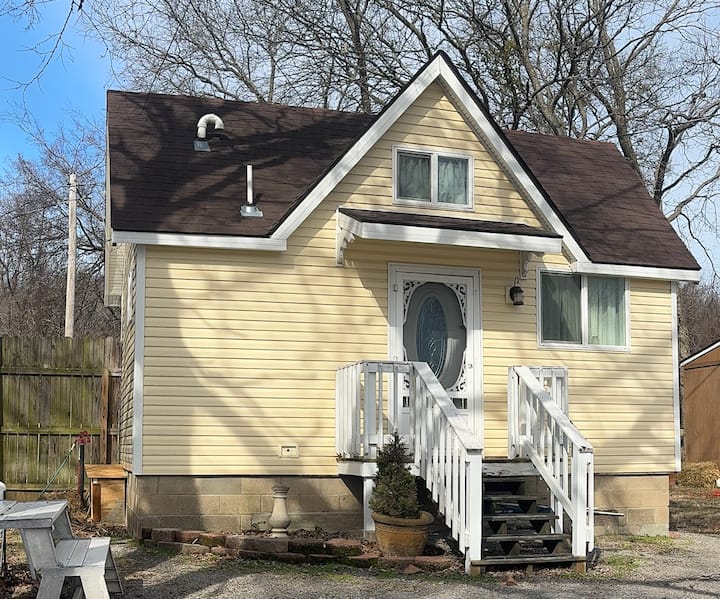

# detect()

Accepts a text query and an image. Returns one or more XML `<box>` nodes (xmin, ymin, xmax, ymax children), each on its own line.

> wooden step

<box><xmin>484</xmin><ymin>512</ymin><xmax>558</xmax><ymax>535</ymax></box>
<box><xmin>470</xmin><ymin>554</ymin><xmax>585</xmax><ymax>575</ymax></box>
<box><xmin>484</xmin><ymin>533</ymin><xmax>571</xmax><ymax>557</ymax></box>
<box><xmin>483</xmin><ymin>460</ymin><xmax>537</xmax><ymax>477</ymax></box>
<box><xmin>483</xmin><ymin>494</ymin><xmax>543</xmax><ymax>515</ymax></box>
<box><xmin>485</xmin><ymin>533</ymin><xmax>571</xmax><ymax>543</ymax></box>
<box><xmin>484</xmin><ymin>494</ymin><xmax>543</xmax><ymax>502</ymax></box>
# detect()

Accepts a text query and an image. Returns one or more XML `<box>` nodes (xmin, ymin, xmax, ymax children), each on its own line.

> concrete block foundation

<box><xmin>125</xmin><ymin>474</ymin><xmax>364</xmax><ymax>537</ymax></box>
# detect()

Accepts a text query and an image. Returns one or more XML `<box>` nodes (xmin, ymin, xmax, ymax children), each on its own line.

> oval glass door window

<box><xmin>404</xmin><ymin>282</ymin><xmax>465</xmax><ymax>389</ymax></box>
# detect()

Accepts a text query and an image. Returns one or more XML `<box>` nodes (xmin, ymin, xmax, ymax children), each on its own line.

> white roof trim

<box><xmin>271</xmin><ymin>54</ymin><xmax>584</xmax><ymax>261</ymax></box>
<box><xmin>432</xmin><ymin>61</ymin><xmax>589</xmax><ymax>263</ymax></box>
<box><xmin>571</xmin><ymin>261</ymin><xmax>701</xmax><ymax>283</ymax></box>
<box><xmin>112</xmin><ymin>230</ymin><xmax>287</xmax><ymax>251</ymax></box>
<box><xmin>338</xmin><ymin>211</ymin><xmax>562</xmax><ymax>254</ymax></box>
<box><xmin>680</xmin><ymin>339</ymin><xmax>720</xmax><ymax>367</ymax></box>
<box><xmin>272</xmin><ymin>58</ymin><xmax>443</xmax><ymax>240</ymax></box>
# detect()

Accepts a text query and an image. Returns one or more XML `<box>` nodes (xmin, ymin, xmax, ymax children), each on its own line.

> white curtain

<box><xmin>438</xmin><ymin>156</ymin><xmax>468</xmax><ymax>204</ymax></box>
<box><xmin>397</xmin><ymin>152</ymin><xmax>431</xmax><ymax>201</ymax></box>
<box><xmin>588</xmin><ymin>277</ymin><xmax>626</xmax><ymax>345</ymax></box>
<box><xmin>541</xmin><ymin>274</ymin><xmax>581</xmax><ymax>343</ymax></box>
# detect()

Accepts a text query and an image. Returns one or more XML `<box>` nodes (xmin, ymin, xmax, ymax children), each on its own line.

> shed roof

<box><xmin>681</xmin><ymin>340</ymin><xmax>720</xmax><ymax>368</ymax></box>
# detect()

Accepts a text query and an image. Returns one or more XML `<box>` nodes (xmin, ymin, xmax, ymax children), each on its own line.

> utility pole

<box><xmin>64</xmin><ymin>173</ymin><xmax>77</xmax><ymax>338</ymax></box>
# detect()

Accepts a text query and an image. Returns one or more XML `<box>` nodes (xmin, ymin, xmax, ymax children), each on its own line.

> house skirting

<box><xmin>593</xmin><ymin>474</ymin><xmax>669</xmax><ymax>536</ymax></box>
<box><xmin>125</xmin><ymin>474</ymin><xmax>364</xmax><ymax>537</ymax></box>
<box><xmin>125</xmin><ymin>472</ymin><xmax>669</xmax><ymax>539</ymax></box>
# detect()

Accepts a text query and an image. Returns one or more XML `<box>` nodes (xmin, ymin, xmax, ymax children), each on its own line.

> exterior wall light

<box><xmin>509</xmin><ymin>279</ymin><xmax>524</xmax><ymax>306</ymax></box>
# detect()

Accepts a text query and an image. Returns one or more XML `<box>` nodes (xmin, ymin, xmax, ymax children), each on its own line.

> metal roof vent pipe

<box><xmin>241</xmin><ymin>164</ymin><xmax>263</xmax><ymax>217</ymax></box>
<box><xmin>194</xmin><ymin>113</ymin><xmax>225</xmax><ymax>151</ymax></box>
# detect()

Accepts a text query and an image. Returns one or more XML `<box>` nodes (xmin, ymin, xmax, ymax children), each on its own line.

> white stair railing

<box><xmin>508</xmin><ymin>365</ymin><xmax>594</xmax><ymax>558</ymax></box>
<box><xmin>336</xmin><ymin>361</ymin><xmax>483</xmax><ymax>573</ymax></box>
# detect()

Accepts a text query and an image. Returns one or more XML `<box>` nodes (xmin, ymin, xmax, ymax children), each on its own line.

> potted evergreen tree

<box><xmin>369</xmin><ymin>432</ymin><xmax>434</xmax><ymax>557</ymax></box>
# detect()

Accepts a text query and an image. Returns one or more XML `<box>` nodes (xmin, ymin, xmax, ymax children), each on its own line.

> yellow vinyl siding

<box><xmin>136</xmin><ymin>84</ymin><xmax>676</xmax><ymax>476</ymax></box>
<box><xmin>141</xmin><ymin>232</ymin><xmax>675</xmax><ymax>476</ymax></box>
<box><xmin>332</xmin><ymin>83</ymin><xmax>543</xmax><ymax>227</ymax></box>
<box><xmin>141</xmin><ymin>230</ymin><xmax>388</xmax><ymax>475</ymax></box>
<box><xmin>479</xmin><ymin>255</ymin><xmax>674</xmax><ymax>473</ymax></box>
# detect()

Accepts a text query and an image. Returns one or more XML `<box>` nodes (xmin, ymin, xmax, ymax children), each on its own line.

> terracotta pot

<box><xmin>371</xmin><ymin>510</ymin><xmax>434</xmax><ymax>557</ymax></box>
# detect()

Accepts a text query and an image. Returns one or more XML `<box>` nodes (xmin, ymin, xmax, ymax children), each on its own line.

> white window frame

<box><xmin>537</xmin><ymin>268</ymin><xmax>630</xmax><ymax>351</ymax></box>
<box><xmin>392</xmin><ymin>144</ymin><xmax>473</xmax><ymax>210</ymax></box>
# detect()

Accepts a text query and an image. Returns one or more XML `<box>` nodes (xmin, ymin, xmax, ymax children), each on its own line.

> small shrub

<box><xmin>369</xmin><ymin>433</ymin><xmax>420</xmax><ymax>519</ymax></box>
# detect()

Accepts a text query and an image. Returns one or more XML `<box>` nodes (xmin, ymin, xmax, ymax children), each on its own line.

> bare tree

<box><xmin>3</xmin><ymin>0</ymin><xmax>719</xmax><ymax>273</ymax></box>
<box><xmin>0</xmin><ymin>116</ymin><xmax>119</xmax><ymax>336</ymax></box>
<box><xmin>678</xmin><ymin>282</ymin><xmax>720</xmax><ymax>358</ymax></box>
<box><xmin>76</xmin><ymin>0</ymin><xmax>720</xmax><ymax>266</ymax></box>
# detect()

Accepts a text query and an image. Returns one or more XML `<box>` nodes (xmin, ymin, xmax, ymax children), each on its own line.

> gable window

<box><xmin>539</xmin><ymin>272</ymin><xmax>627</xmax><ymax>348</ymax></box>
<box><xmin>395</xmin><ymin>147</ymin><xmax>471</xmax><ymax>208</ymax></box>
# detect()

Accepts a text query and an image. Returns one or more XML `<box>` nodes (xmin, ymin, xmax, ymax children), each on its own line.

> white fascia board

<box><xmin>435</xmin><ymin>61</ymin><xmax>589</xmax><ymax>264</ymax></box>
<box><xmin>112</xmin><ymin>230</ymin><xmax>286</xmax><ymax>251</ymax></box>
<box><xmin>571</xmin><ymin>261</ymin><xmax>701</xmax><ymax>282</ymax></box>
<box><xmin>272</xmin><ymin>60</ymin><xmax>444</xmax><ymax>240</ymax></box>
<box><xmin>680</xmin><ymin>339</ymin><xmax>720</xmax><ymax>367</ymax></box>
<box><xmin>276</xmin><ymin>56</ymin><xmax>586</xmax><ymax>259</ymax></box>
<box><xmin>341</xmin><ymin>214</ymin><xmax>562</xmax><ymax>253</ymax></box>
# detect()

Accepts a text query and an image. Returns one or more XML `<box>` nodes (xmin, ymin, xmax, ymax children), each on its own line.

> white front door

<box><xmin>389</xmin><ymin>265</ymin><xmax>482</xmax><ymax>438</ymax></box>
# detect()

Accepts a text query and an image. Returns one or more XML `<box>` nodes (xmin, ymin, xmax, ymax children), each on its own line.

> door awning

<box><xmin>336</xmin><ymin>207</ymin><xmax>563</xmax><ymax>264</ymax></box>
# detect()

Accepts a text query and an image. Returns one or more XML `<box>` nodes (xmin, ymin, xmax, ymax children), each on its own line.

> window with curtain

<box><xmin>395</xmin><ymin>148</ymin><xmax>470</xmax><ymax>207</ymax></box>
<box><xmin>397</xmin><ymin>151</ymin><xmax>431</xmax><ymax>201</ymax></box>
<box><xmin>540</xmin><ymin>272</ymin><xmax>627</xmax><ymax>347</ymax></box>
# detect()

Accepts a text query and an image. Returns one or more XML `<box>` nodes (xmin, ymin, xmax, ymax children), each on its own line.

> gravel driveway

<box><xmin>113</xmin><ymin>531</ymin><xmax>720</xmax><ymax>598</ymax></box>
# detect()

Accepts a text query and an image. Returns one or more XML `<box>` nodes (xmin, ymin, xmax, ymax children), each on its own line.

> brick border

<box><xmin>141</xmin><ymin>527</ymin><xmax>460</xmax><ymax>572</ymax></box>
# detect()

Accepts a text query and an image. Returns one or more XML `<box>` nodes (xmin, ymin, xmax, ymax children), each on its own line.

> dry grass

<box><xmin>676</xmin><ymin>462</ymin><xmax>720</xmax><ymax>488</ymax></box>
<box><xmin>670</xmin><ymin>484</ymin><xmax>720</xmax><ymax>534</ymax></box>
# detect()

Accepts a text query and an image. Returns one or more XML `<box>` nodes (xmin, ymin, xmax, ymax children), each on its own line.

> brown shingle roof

<box><xmin>503</xmin><ymin>130</ymin><xmax>699</xmax><ymax>270</ymax></box>
<box><xmin>107</xmin><ymin>90</ymin><xmax>699</xmax><ymax>271</ymax></box>
<box><xmin>107</xmin><ymin>91</ymin><xmax>373</xmax><ymax>237</ymax></box>
<box><xmin>339</xmin><ymin>207</ymin><xmax>561</xmax><ymax>238</ymax></box>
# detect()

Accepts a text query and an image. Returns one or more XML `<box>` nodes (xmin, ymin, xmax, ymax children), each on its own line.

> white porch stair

<box><xmin>336</xmin><ymin>361</ymin><xmax>594</xmax><ymax>575</ymax></box>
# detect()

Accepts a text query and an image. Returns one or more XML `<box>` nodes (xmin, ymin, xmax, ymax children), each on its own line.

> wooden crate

<box><xmin>85</xmin><ymin>464</ymin><xmax>127</xmax><ymax>525</ymax></box>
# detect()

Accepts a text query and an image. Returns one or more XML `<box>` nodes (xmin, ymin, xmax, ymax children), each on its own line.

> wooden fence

<box><xmin>0</xmin><ymin>337</ymin><xmax>120</xmax><ymax>499</ymax></box>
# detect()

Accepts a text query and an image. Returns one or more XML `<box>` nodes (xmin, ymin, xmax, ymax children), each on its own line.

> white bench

<box><xmin>0</xmin><ymin>496</ymin><xmax>122</xmax><ymax>598</ymax></box>
<box><xmin>33</xmin><ymin>537</ymin><xmax>123</xmax><ymax>599</ymax></box>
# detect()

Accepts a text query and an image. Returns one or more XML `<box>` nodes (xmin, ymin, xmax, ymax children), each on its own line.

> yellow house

<box><xmin>105</xmin><ymin>53</ymin><xmax>700</xmax><ymax>572</ymax></box>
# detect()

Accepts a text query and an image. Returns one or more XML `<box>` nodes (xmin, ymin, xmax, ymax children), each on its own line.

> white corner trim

<box><xmin>571</xmin><ymin>261</ymin><xmax>701</xmax><ymax>282</ymax></box>
<box><xmin>671</xmin><ymin>282</ymin><xmax>681</xmax><ymax>472</ymax></box>
<box><xmin>338</xmin><ymin>212</ymin><xmax>562</xmax><ymax>253</ymax></box>
<box><xmin>112</xmin><ymin>230</ymin><xmax>287</xmax><ymax>251</ymax></box>
<box><xmin>132</xmin><ymin>246</ymin><xmax>146</xmax><ymax>475</ymax></box>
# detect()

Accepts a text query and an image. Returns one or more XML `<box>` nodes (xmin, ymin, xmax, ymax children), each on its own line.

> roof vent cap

<box><xmin>194</xmin><ymin>113</ymin><xmax>225</xmax><ymax>151</ymax></box>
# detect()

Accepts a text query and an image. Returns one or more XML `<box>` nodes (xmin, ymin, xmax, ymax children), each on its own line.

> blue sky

<box><xmin>0</xmin><ymin>4</ymin><xmax>112</xmax><ymax>166</ymax></box>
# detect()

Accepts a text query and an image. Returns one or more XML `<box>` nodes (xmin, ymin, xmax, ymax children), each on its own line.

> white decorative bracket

<box><xmin>336</xmin><ymin>222</ymin><xmax>356</xmax><ymax>266</ymax></box>
<box><xmin>520</xmin><ymin>251</ymin><xmax>543</xmax><ymax>279</ymax></box>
